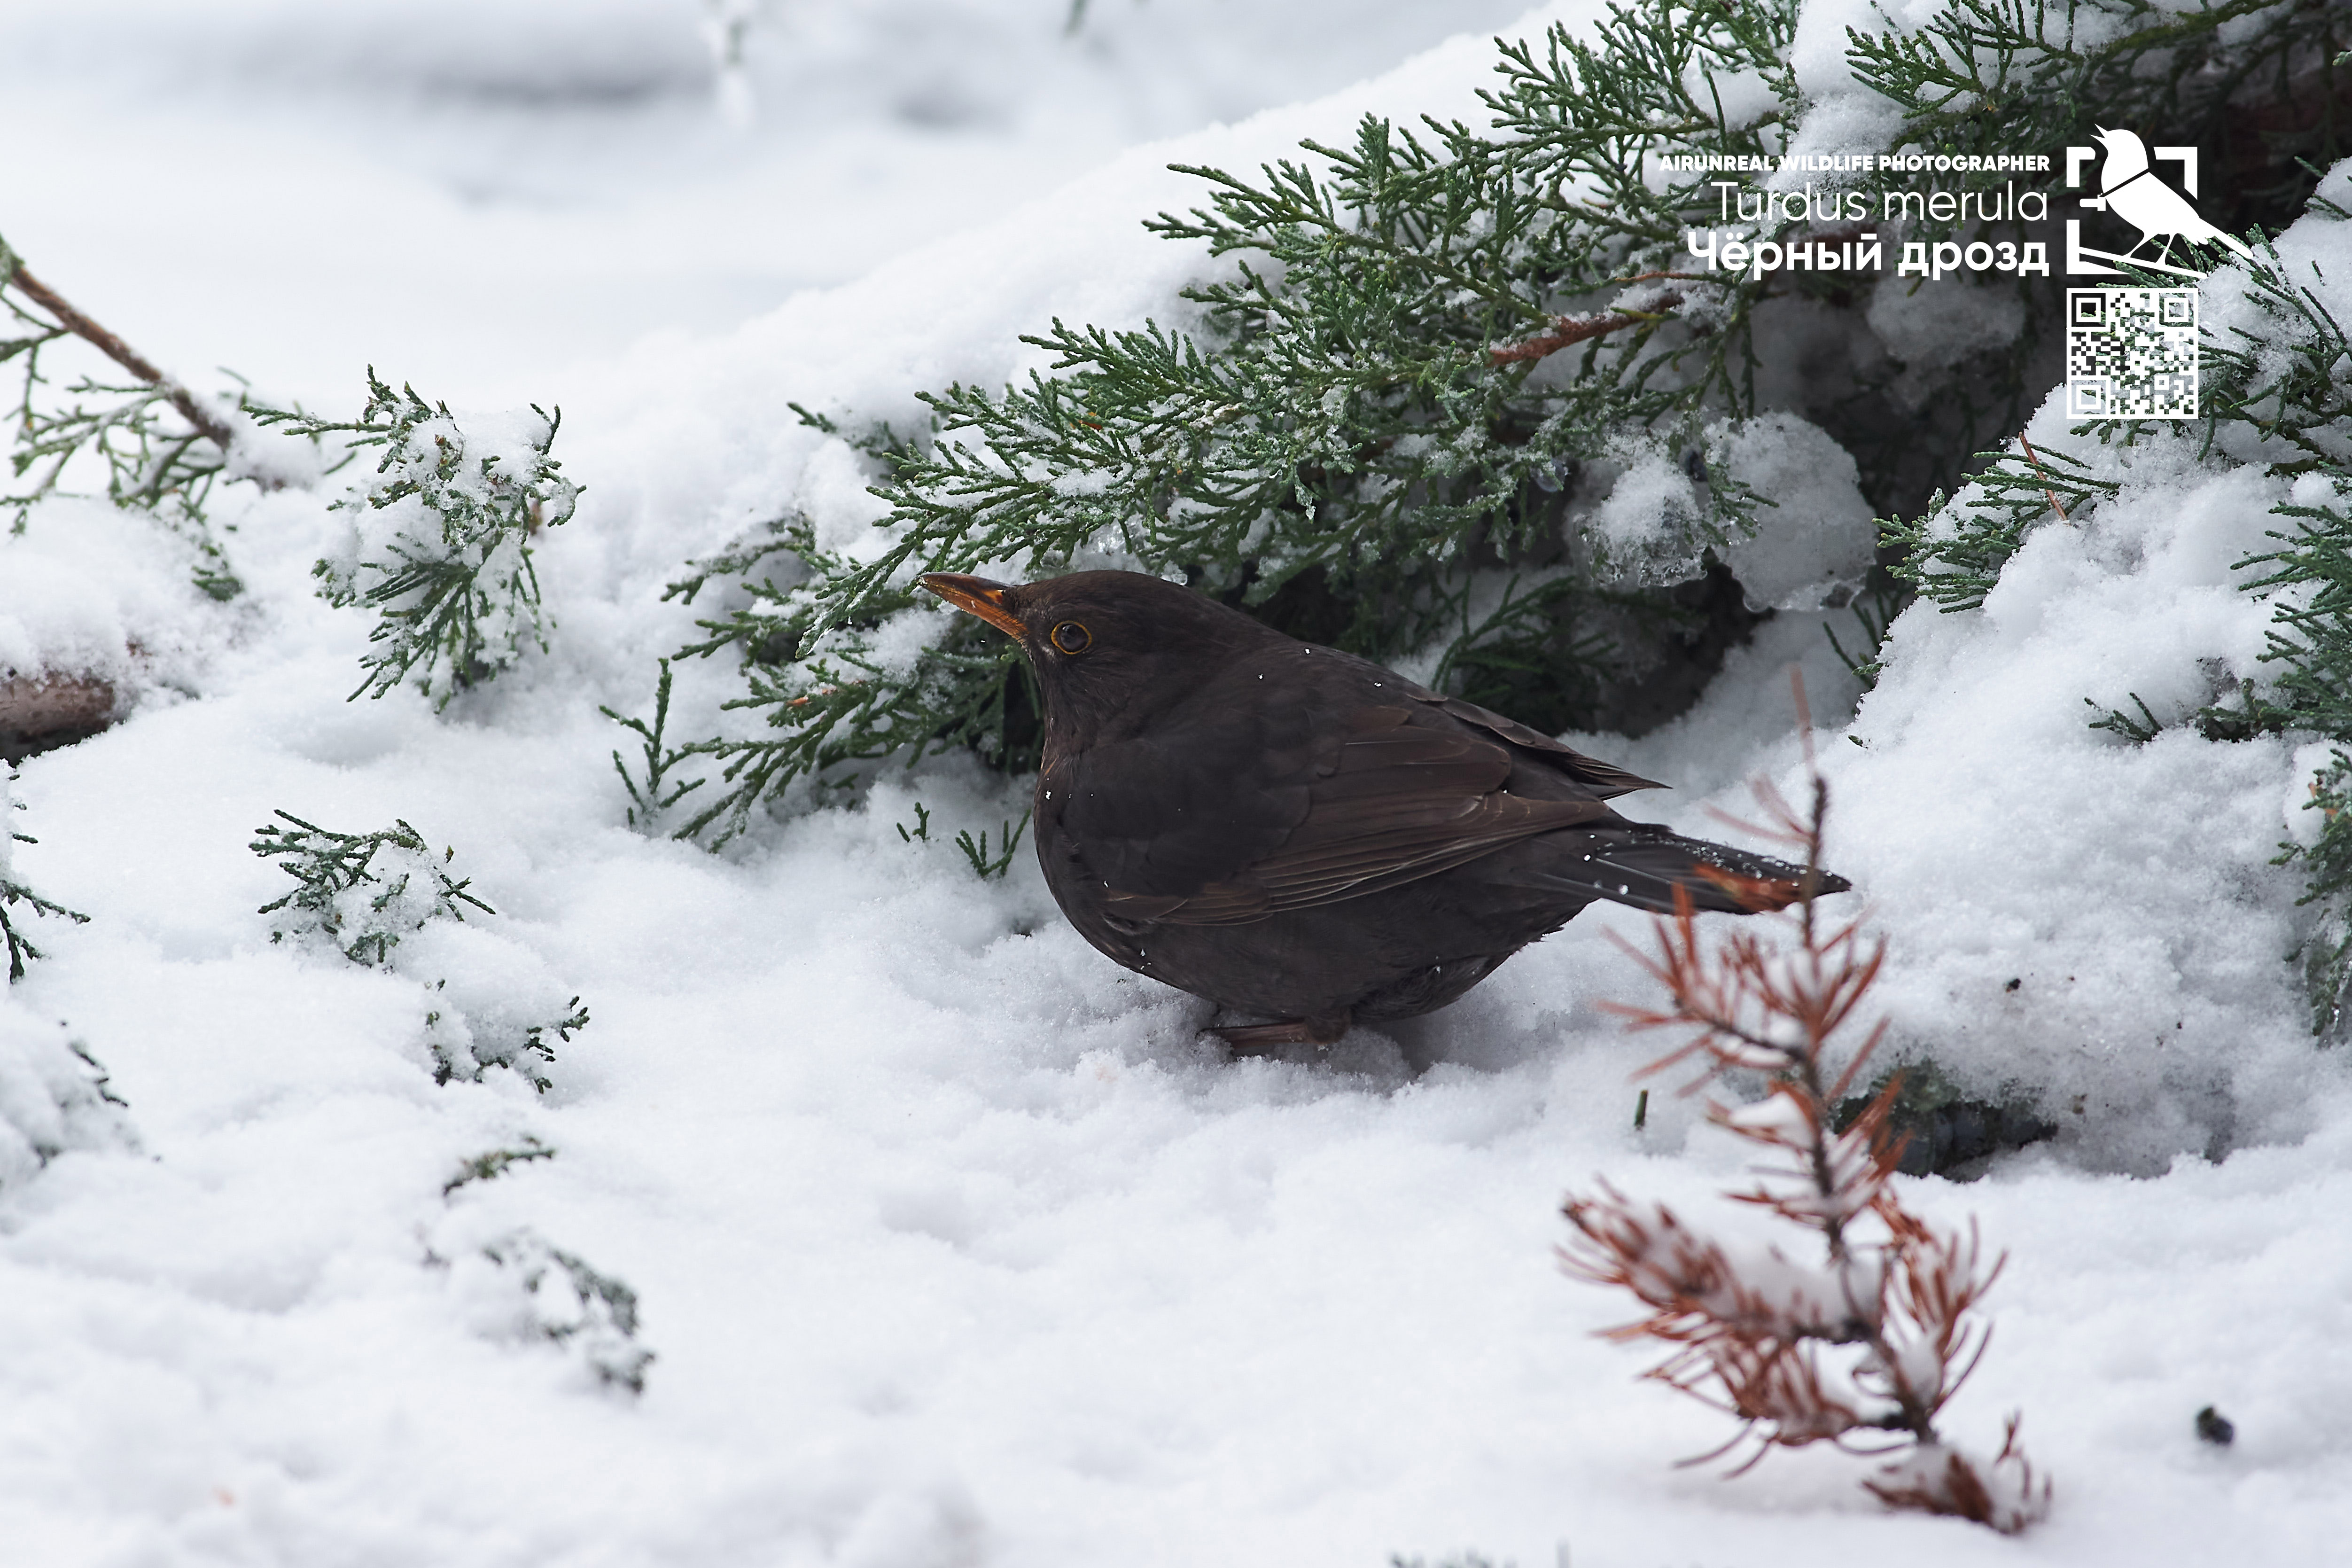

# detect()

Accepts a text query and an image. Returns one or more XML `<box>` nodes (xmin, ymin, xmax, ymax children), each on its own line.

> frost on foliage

<box><xmin>254</xmin><ymin>371</ymin><xmax>579</xmax><ymax>709</ymax></box>
<box><xmin>0</xmin><ymin>1000</ymin><xmax>130</xmax><ymax>1195</ymax></box>
<box><xmin>637</xmin><ymin>0</ymin><xmax>2352</xmax><ymax>846</ymax></box>
<box><xmin>250</xmin><ymin>810</ymin><xmax>588</xmax><ymax>1092</ymax></box>
<box><xmin>638</xmin><ymin>502</ymin><xmax>1033</xmax><ymax>845</ymax></box>
<box><xmin>432</xmin><ymin>1145</ymin><xmax>647</xmax><ymax>1391</ymax></box>
<box><xmin>440</xmin><ymin>1135</ymin><xmax>555</xmax><ymax>1199</ymax></box>
<box><xmin>435</xmin><ymin>1220</ymin><xmax>654</xmax><ymax>1395</ymax></box>
<box><xmin>422</xmin><ymin>984</ymin><xmax>587</xmax><ymax>1094</ymax></box>
<box><xmin>251</xmin><ymin>811</ymin><xmax>492</xmax><ymax>967</ymax></box>
<box><xmin>1</xmin><ymin>768</ymin><xmax>87</xmax><ymax>984</ymax></box>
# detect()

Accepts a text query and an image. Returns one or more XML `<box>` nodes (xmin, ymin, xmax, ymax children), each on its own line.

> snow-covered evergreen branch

<box><xmin>643</xmin><ymin>0</ymin><xmax>1807</xmax><ymax>835</ymax></box>
<box><xmin>0</xmin><ymin>231</ymin><xmax>246</xmax><ymax>597</ymax></box>
<box><xmin>251</xmin><ymin>811</ymin><xmax>586</xmax><ymax>1091</ymax></box>
<box><xmin>0</xmin><ymin>769</ymin><xmax>88</xmax><ymax>983</ymax></box>
<box><xmin>252</xmin><ymin>371</ymin><xmax>580</xmax><ymax>709</ymax></box>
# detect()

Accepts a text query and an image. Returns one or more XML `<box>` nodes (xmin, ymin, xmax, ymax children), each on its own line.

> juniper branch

<box><xmin>1</xmin><ymin>875</ymin><xmax>88</xmax><ymax>983</ymax></box>
<box><xmin>251</xmin><ymin>370</ymin><xmax>580</xmax><ymax>707</ymax></box>
<box><xmin>0</xmin><ymin>256</ymin><xmax>234</xmax><ymax>450</ymax></box>
<box><xmin>647</xmin><ymin>0</ymin><xmax>1810</xmax><ymax>835</ymax></box>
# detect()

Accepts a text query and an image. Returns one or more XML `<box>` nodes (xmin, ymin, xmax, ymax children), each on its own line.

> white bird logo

<box><xmin>2082</xmin><ymin>127</ymin><xmax>2251</xmax><ymax>263</ymax></box>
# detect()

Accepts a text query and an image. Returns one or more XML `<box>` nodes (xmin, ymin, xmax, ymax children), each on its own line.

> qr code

<box><xmin>2066</xmin><ymin>287</ymin><xmax>2199</xmax><ymax>419</ymax></box>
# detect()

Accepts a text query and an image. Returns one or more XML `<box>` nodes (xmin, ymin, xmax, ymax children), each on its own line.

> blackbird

<box><xmin>922</xmin><ymin>569</ymin><xmax>1846</xmax><ymax>1049</ymax></box>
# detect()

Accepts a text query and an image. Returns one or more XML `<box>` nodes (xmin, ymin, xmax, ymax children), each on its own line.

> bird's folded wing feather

<box><xmin>1406</xmin><ymin>688</ymin><xmax>1665</xmax><ymax>798</ymax></box>
<box><xmin>1098</xmin><ymin>708</ymin><xmax>1617</xmax><ymax>927</ymax></box>
<box><xmin>1050</xmin><ymin>679</ymin><xmax>1324</xmax><ymax>901</ymax></box>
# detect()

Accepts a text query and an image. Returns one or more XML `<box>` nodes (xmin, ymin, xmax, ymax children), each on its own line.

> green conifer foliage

<box><xmin>1851</xmin><ymin>0</ymin><xmax>2352</xmax><ymax>1033</ymax></box>
<box><xmin>442</xmin><ymin>1136</ymin><xmax>557</xmax><ymax>1197</ymax></box>
<box><xmin>1849</xmin><ymin>0</ymin><xmax>2348</xmax><ymax>233</ymax></box>
<box><xmin>655</xmin><ymin>508</ymin><xmax>1040</xmax><ymax>842</ymax></box>
<box><xmin>251</xmin><ymin>811</ymin><xmax>493</xmax><ymax>967</ymax></box>
<box><xmin>471</xmin><ymin>1228</ymin><xmax>654</xmax><ymax>1394</ymax></box>
<box><xmin>659</xmin><ymin>0</ymin><xmax>1804</xmax><ymax>841</ymax></box>
<box><xmin>2219</xmin><ymin>250</ymin><xmax>2352</xmax><ymax>1035</ymax></box>
<box><xmin>0</xmin><ymin>875</ymin><xmax>83</xmax><ymax>986</ymax></box>
<box><xmin>641</xmin><ymin>0</ymin><xmax>2350</xmax><ymax>852</ymax></box>
<box><xmin>0</xmin><ymin>233</ymin><xmax>244</xmax><ymax>597</ymax></box>
<box><xmin>422</xmin><ymin>987</ymin><xmax>587</xmax><ymax>1094</ymax></box>
<box><xmin>1</xmin><ymin>769</ymin><xmax>88</xmax><ymax>984</ymax></box>
<box><xmin>252</xmin><ymin>371</ymin><xmax>581</xmax><ymax>709</ymax></box>
<box><xmin>250</xmin><ymin>810</ymin><xmax>593</xmax><ymax>1087</ymax></box>
<box><xmin>1884</xmin><ymin>444</ymin><xmax>2118</xmax><ymax>612</ymax></box>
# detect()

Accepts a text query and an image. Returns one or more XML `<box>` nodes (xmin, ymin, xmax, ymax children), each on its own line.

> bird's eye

<box><xmin>1050</xmin><ymin>621</ymin><xmax>1092</xmax><ymax>655</ymax></box>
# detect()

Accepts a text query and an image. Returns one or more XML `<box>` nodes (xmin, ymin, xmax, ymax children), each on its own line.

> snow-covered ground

<box><xmin>0</xmin><ymin>0</ymin><xmax>1534</xmax><ymax>411</ymax></box>
<box><xmin>5</xmin><ymin>2</ymin><xmax>2351</xmax><ymax>1564</ymax></box>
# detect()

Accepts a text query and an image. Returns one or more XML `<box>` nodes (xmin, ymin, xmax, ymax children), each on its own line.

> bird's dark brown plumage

<box><xmin>922</xmin><ymin>569</ymin><xmax>1845</xmax><ymax>1048</ymax></box>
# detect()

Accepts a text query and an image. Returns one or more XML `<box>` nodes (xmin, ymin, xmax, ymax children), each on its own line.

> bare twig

<box><xmin>1489</xmin><ymin>293</ymin><xmax>1683</xmax><ymax>367</ymax></box>
<box><xmin>4</xmin><ymin>264</ymin><xmax>236</xmax><ymax>450</ymax></box>
<box><xmin>2017</xmin><ymin>436</ymin><xmax>2069</xmax><ymax>522</ymax></box>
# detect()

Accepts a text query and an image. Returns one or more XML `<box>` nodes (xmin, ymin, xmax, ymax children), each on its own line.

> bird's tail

<box><xmin>1498</xmin><ymin>827</ymin><xmax>1847</xmax><ymax>916</ymax></box>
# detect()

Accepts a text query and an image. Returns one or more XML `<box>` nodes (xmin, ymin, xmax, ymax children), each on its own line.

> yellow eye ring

<box><xmin>1050</xmin><ymin>621</ymin><xmax>1092</xmax><ymax>655</ymax></box>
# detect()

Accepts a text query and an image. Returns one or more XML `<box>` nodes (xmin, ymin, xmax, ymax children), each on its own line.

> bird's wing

<box><xmin>1403</xmin><ymin>687</ymin><xmax>1666</xmax><ymax>797</ymax></box>
<box><xmin>1092</xmin><ymin>705</ymin><xmax>1618</xmax><ymax>928</ymax></box>
<box><xmin>1046</xmin><ymin>667</ymin><xmax>1330</xmax><ymax>902</ymax></box>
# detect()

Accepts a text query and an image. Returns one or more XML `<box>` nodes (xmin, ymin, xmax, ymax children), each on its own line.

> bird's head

<box><xmin>920</xmin><ymin>569</ymin><xmax>1280</xmax><ymax>749</ymax></box>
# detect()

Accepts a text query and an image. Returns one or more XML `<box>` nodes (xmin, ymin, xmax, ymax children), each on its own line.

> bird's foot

<box><xmin>1209</xmin><ymin>1010</ymin><xmax>1351</xmax><ymax>1054</ymax></box>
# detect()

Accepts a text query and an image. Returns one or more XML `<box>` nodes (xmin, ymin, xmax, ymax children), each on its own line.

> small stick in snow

<box><xmin>3</xmin><ymin>260</ymin><xmax>236</xmax><ymax>450</ymax></box>
<box><xmin>2017</xmin><ymin>436</ymin><xmax>2069</xmax><ymax>522</ymax></box>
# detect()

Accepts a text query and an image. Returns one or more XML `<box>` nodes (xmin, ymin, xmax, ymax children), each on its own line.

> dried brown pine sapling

<box><xmin>1560</xmin><ymin>707</ymin><xmax>2048</xmax><ymax>1533</ymax></box>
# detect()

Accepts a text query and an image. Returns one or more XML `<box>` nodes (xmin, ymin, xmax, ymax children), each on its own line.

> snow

<box><xmin>1866</xmin><ymin>272</ymin><xmax>2029</xmax><ymax>390</ymax></box>
<box><xmin>0</xmin><ymin>0</ymin><xmax>1541</xmax><ymax>412</ymax></box>
<box><xmin>1713</xmin><ymin>411</ymin><xmax>1878</xmax><ymax>610</ymax></box>
<box><xmin>1588</xmin><ymin>436</ymin><xmax>1704</xmax><ymax>577</ymax></box>
<box><xmin>0</xmin><ymin>501</ymin><xmax>225</xmax><ymax>710</ymax></box>
<box><xmin>4</xmin><ymin>1</ymin><xmax>2352</xmax><ymax>1564</ymax></box>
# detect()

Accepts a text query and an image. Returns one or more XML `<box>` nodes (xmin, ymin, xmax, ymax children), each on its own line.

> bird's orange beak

<box><xmin>919</xmin><ymin>573</ymin><xmax>1026</xmax><ymax>641</ymax></box>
